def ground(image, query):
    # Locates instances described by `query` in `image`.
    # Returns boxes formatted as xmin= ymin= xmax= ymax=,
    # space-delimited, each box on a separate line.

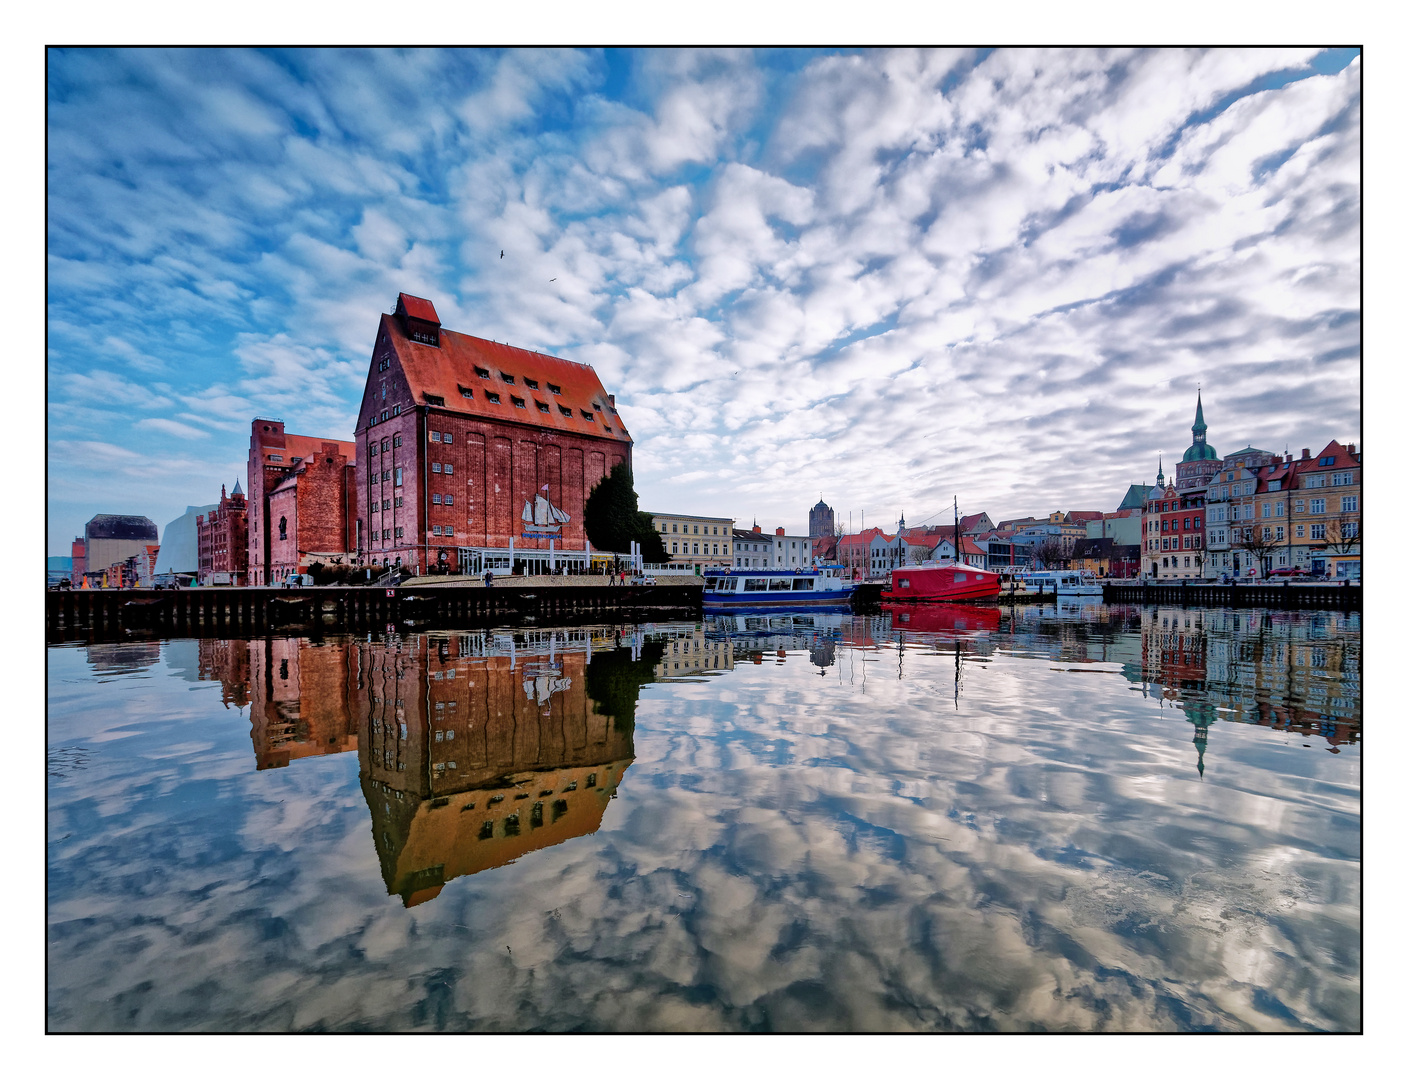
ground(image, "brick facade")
xmin=355 ymin=295 xmax=631 ymax=574
xmin=247 ymin=420 xmax=357 ymax=585
xmin=196 ymin=482 xmax=249 ymax=585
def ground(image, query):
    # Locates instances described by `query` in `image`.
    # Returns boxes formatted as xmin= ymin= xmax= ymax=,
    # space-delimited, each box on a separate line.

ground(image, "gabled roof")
xmin=958 ymin=513 xmax=989 ymax=531
xmin=397 ymin=293 xmax=440 ymax=324
xmin=1297 ymin=439 xmax=1360 ymax=471
xmin=377 ymin=312 xmax=631 ymax=444
xmin=1065 ymin=510 xmax=1104 ymax=522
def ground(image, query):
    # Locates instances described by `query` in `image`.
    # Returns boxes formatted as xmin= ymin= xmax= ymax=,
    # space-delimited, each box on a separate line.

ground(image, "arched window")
xmin=278 ymin=516 xmax=287 ymax=540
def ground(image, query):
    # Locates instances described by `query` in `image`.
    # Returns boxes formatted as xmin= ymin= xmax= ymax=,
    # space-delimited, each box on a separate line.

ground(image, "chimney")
xmin=1301 ymin=448 xmax=1310 ymax=460
xmin=776 ymin=527 xmax=785 ymax=536
xmin=1347 ymin=443 xmax=1356 ymax=455
xmin=608 ymin=394 xmax=615 ymax=407
xmin=1273 ymin=455 xmax=1282 ymax=465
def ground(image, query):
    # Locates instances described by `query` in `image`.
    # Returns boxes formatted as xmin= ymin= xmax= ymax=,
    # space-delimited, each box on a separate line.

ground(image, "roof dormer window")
xmin=501 ymin=373 xmax=515 ymax=384
xmin=458 ymin=385 xmax=473 ymax=398
xmin=536 ymin=400 xmax=550 ymax=413
xmin=511 ymin=396 xmax=526 ymax=409
xmin=474 ymin=366 xmax=490 ymax=379
xmin=547 ymin=382 xmax=561 ymax=395
xmin=486 ymin=392 xmax=501 ymax=404
xmin=524 ymin=378 xmax=539 ymax=390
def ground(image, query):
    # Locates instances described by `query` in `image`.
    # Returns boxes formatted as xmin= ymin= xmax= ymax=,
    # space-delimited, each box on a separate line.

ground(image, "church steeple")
xmin=1156 ymin=455 xmax=1164 ymax=488
xmin=1192 ymin=390 xmax=1207 ymax=437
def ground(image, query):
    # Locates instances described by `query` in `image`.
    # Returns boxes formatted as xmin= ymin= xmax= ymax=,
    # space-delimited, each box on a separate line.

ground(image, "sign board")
xmin=386 ymin=589 xmax=396 ymax=597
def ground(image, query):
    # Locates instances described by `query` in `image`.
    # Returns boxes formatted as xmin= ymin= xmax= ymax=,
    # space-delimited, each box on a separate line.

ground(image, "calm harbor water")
xmin=46 ymin=602 xmax=1360 ymax=1032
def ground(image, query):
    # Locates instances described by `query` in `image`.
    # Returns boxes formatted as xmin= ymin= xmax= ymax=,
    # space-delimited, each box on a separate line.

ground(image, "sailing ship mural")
xmin=522 ymin=484 xmax=571 ymax=538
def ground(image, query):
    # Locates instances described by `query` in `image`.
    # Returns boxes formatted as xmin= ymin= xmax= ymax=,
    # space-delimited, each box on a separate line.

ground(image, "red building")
xmin=246 ymin=420 xmax=357 ymax=586
xmin=355 ymin=294 xmax=632 ymax=575
xmin=196 ymin=481 xmax=250 ymax=585
xmin=1144 ymin=468 xmax=1205 ymax=578
xmin=70 ymin=537 xmax=85 ymax=582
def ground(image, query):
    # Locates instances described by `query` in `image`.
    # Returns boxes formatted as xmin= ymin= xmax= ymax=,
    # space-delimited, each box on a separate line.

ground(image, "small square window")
xmin=393 ymin=434 xmax=402 ymax=448
xmin=512 ymin=396 xmax=526 ymax=408
xmin=432 ymin=463 xmax=442 ymax=473
xmin=444 ymin=494 xmax=454 ymax=506
xmin=430 ymin=431 xmax=441 ymax=442
xmin=432 ymin=493 xmax=442 ymax=504
xmin=486 ymin=392 xmax=501 ymax=404
xmin=444 ymin=463 xmax=453 ymax=474
xmin=370 ymin=444 xmax=378 ymax=456
xmin=443 ymin=433 xmax=452 ymax=443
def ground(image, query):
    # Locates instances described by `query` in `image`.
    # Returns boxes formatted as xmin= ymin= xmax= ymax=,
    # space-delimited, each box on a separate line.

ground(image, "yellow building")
xmin=647 ymin=511 xmax=735 ymax=566
xmin=1288 ymin=440 xmax=1361 ymax=579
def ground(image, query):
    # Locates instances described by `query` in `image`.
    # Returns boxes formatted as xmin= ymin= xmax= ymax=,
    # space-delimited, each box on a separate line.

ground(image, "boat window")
xmin=897 ymin=578 xmax=910 ymax=589
xmin=794 ymin=579 xmax=814 ymax=590
xmin=705 ymin=578 xmax=718 ymax=589
xmin=954 ymin=573 xmax=967 ymax=582
xmin=744 ymin=578 xmax=769 ymax=592
xmin=768 ymin=578 xmax=793 ymax=590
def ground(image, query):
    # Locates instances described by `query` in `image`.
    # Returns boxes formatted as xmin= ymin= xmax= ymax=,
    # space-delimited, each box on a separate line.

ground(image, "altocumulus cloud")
xmin=46 ymin=47 xmax=1359 ymax=549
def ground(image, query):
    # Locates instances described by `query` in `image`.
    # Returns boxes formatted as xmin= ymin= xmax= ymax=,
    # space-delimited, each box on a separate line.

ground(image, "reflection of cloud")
xmin=46 ymin=614 xmax=1359 ymax=1031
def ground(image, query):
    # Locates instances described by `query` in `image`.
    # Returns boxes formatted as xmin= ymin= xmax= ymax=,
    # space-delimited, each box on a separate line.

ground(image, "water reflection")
xmin=47 ymin=605 xmax=1360 ymax=1031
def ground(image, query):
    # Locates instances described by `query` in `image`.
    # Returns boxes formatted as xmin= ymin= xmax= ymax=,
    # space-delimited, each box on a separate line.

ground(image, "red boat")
xmin=881 ymin=562 xmax=1003 ymax=602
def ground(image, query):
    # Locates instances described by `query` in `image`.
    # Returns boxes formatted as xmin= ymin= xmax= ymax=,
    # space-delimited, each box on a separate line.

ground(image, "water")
xmin=46 ymin=602 xmax=1361 ymax=1032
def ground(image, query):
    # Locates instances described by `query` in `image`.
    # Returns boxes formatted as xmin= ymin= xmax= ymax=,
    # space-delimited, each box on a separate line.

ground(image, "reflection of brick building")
xmin=196 ymin=481 xmax=249 ymax=585
xmin=358 ymin=630 xmax=641 ymax=906
xmin=197 ymin=639 xmax=250 ymax=709
xmin=354 ymin=294 xmax=632 ymax=576
xmin=246 ymin=419 xmax=357 ymax=586
xmin=248 ymin=639 xmax=360 ymax=770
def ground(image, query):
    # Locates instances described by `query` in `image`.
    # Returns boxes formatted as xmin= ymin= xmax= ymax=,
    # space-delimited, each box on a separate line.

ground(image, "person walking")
xmin=483 ymin=569 xmax=493 ymax=589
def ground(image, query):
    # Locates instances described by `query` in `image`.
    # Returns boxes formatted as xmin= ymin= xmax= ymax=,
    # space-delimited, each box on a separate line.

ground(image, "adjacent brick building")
xmin=246 ymin=420 xmax=357 ymax=585
xmin=196 ymin=480 xmax=249 ymax=585
xmin=355 ymin=294 xmax=632 ymax=575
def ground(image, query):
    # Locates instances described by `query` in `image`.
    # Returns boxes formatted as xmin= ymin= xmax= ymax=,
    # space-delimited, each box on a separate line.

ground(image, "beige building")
xmin=647 ymin=512 xmax=736 ymax=566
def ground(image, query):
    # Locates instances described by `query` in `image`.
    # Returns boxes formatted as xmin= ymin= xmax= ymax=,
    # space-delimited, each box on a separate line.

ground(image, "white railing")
xmin=641 ymin=563 xmax=698 ymax=577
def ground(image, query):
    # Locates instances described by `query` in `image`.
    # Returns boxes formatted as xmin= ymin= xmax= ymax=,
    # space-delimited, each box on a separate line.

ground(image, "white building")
xmin=732 ymin=525 xmax=813 ymax=568
xmin=648 ymin=512 xmax=735 ymax=567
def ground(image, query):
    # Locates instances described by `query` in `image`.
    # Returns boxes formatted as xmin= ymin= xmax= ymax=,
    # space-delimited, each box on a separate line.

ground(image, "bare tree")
xmin=1324 ymin=514 xmax=1361 ymax=555
xmin=1033 ymin=537 xmax=1064 ymax=569
xmin=1238 ymin=527 xmax=1281 ymax=578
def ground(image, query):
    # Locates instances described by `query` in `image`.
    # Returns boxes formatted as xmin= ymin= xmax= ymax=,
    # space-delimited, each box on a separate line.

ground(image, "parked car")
xmin=1268 ymin=567 xmax=1312 ymax=579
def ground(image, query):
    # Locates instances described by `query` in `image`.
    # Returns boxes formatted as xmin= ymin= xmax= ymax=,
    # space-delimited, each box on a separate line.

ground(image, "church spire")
xmin=1156 ymin=455 xmax=1164 ymax=487
xmin=1192 ymin=389 xmax=1207 ymax=436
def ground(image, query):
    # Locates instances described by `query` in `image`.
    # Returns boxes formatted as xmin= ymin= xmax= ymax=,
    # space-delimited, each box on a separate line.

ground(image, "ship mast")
xmin=954 ymin=496 xmax=959 ymax=565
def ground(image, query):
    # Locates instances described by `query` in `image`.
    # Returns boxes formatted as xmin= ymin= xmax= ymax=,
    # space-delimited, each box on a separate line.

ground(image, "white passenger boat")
xmin=703 ymin=566 xmax=857 ymax=608
xmin=1011 ymin=570 xmax=1103 ymax=596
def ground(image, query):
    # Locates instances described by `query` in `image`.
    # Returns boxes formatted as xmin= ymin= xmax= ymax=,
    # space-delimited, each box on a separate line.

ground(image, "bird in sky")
xmin=499 ymin=250 xmax=504 ymax=259
xmin=549 ymin=278 xmax=556 ymax=282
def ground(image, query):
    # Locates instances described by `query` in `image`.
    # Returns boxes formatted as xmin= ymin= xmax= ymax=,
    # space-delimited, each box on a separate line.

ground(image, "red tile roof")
xmin=1066 ymin=510 xmax=1103 ymax=522
xmin=398 ymin=293 xmax=440 ymax=325
xmin=381 ymin=313 xmax=631 ymax=443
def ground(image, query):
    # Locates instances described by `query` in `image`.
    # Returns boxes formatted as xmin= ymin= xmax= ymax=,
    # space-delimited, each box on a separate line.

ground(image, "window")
xmin=1162 ymin=538 xmax=1169 ymax=550
xmin=378 ymin=357 xmax=389 ymax=371
xmin=582 ymin=411 xmax=594 ymax=421
xmin=1310 ymin=498 xmax=1326 ymax=514
xmin=486 ymin=392 xmax=501 ymax=404
xmin=269 ymin=454 xmax=283 ymax=462
xmin=672 ymin=524 xmax=678 ymax=532
xmin=432 ymin=463 xmax=441 ymax=473
xmin=444 ymin=494 xmax=453 ymax=506
xmin=395 ymin=527 xmax=404 ymax=538
xmin=536 ymin=400 xmax=550 ymax=412
xmin=1341 ymin=495 xmax=1358 ymax=512
xmin=393 ymin=434 xmax=401 ymax=448
xmin=693 ymin=525 xmax=699 ymax=534
xmin=511 ymin=396 xmax=526 ymax=409
xmin=395 ymin=496 xmax=403 ymax=508
xmin=1303 ymin=475 xmax=1326 ymax=488
xmin=501 ymin=373 xmax=515 ymax=384
xmin=424 ymin=395 xmax=444 ymax=406
xmin=432 ymin=494 xmax=442 ymax=504
xmin=1183 ymin=518 xmax=1190 ymax=530
xmin=1295 ymin=499 xmax=1305 ymax=512
xmin=1310 ymin=523 xmax=1325 ymax=540
xmin=381 ymin=470 xmax=389 ymax=482
xmin=1343 ymin=522 xmax=1359 ymax=538
xmin=475 ymin=366 xmax=490 ymax=378
xmin=433 ymin=525 xmax=442 ymax=536
xmin=431 ymin=431 xmax=441 ymax=442
xmin=1318 ymin=456 xmax=1335 ymax=466
xmin=604 ymin=426 xmax=612 ymax=433
xmin=693 ymin=544 xmax=699 ymax=554
xmin=395 ymin=468 xmax=403 ymax=487
xmin=1194 ymin=517 xmax=1201 ymax=529
xmin=1332 ymin=472 xmax=1354 ymax=486
xmin=382 ymin=499 xmax=390 ymax=510
xmin=278 ymin=516 xmax=286 ymax=540
xmin=1275 ymin=501 xmax=1284 ymax=517
xmin=459 ymin=385 xmax=473 ymax=399
xmin=443 ymin=463 xmax=453 ymax=474
xmin=1276 ymin=526 xmax=1284 ymax=541
xmin=1262 ymin=527 xmax=1273 ymax=540
xmin=1296 ymin=525 xmax=1305 ymax=537
xmin=547 ymin=382 xmax=561 ymax=395
xmin=559 ymin=405 xmax=572 ymax=416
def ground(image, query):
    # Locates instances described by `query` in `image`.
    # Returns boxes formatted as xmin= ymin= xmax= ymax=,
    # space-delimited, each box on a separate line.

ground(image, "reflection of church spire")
xmin=1193 ymin=721 xmax=1208 ymax=778
xmin=1184 ymin=703 xmax=1216 ymax=779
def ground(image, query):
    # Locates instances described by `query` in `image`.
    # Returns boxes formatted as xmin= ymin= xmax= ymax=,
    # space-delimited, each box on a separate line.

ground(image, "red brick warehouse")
xmin=246 ymin=420 xmax=357 ymax=586
xmin=356 ymin=294 xmax=632 ymax=575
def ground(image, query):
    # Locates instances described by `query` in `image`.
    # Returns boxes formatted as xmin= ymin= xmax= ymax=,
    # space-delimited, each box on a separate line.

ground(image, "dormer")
xmin=395 ymin=293 xmax=441 ymax=347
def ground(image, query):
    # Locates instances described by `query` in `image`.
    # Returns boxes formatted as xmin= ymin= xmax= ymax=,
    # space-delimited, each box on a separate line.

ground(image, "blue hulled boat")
xmin=702 ymin=566 xmax=857 ymax=610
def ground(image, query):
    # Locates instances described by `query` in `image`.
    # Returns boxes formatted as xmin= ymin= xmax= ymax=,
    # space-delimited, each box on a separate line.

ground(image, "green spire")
xmin=1193 ymin=391 xmax=1206 ymax=436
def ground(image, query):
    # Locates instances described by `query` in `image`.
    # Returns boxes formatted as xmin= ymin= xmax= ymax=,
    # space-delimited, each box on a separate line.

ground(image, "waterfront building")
xmin=81 ymin=514 xmax=159 ymax=587
xmin=158 ymin=503 xmax=218 ymax=578
xmin=650 ymin=512 xmax=735 ymax=566
xmin=247 ymin=419 xmax=356 ymax=585
xmin=1288 ymin=440 xmax=1361 ymax=578
xmin=733 ymin=526 xmax=770 ymax=568
xmin=196 ymin=481 xmax=249 ymax=586
xmin=811 ymin=534 xmax=839 ymax=564
xmin=958 ymin=512 xmax=995 ymax=535
xmin=355 ymin=293 xmax=632 ymax=577
xmin=69 ymin=537 xmax=85 ymax=582
xmin=927 ymin=536 xmax=988 ymax=569
xmin=768 ymin=527 xmax=815 ymax=568
xmin=808 ymin=498 xmax=836 ymax=539
xmin=1086 ymin=508 xmax=1142 ymax=547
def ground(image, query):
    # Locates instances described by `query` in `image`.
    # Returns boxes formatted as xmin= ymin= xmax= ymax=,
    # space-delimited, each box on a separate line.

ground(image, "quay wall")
xmin=47 ymin=582 xmax=702 ymax=642
xmin=1101 ymin=580 xmax=1360 ymax=609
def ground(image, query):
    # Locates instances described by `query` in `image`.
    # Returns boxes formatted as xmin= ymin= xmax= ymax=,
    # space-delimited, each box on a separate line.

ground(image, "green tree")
xmin=584 ymin=462 xmax=669 ymax=562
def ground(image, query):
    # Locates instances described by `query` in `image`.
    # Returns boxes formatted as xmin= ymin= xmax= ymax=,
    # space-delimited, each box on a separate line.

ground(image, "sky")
xmin=45 ymin=47 xmax=1361 ymax=553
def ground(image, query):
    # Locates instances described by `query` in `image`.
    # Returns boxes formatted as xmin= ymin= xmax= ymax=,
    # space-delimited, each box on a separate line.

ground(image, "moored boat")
xmin=882 ymin=562 xmax=1002 ymax=602
xmin=703 ymin=566 xmax=856 ymax=609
